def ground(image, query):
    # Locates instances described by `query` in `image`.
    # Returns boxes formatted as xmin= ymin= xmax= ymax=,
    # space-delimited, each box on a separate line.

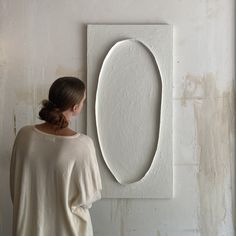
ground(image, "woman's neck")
xmin=35 ymin=123 xmax=77 ymax=136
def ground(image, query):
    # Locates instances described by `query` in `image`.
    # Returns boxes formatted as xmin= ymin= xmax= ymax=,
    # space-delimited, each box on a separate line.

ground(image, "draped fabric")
xmin=10 ymin=125 xmax=102 ymax=236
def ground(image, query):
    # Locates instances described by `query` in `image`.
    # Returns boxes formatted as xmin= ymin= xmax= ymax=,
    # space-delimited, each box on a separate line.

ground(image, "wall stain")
xmin=156 ymin=230 xmax=161 ymax=236
xmin=181 ymin=74 xmax=206 ymax=106
xmin=181 ymin=73 xmax=235 ymax=235
xmin=110 ymin=199 xmax=131 ymax=236
xmin=110 ymin=199 xmax=120 ymax=223
xmin=55 ymin=65 xmax=85 ymax=78
xmin=13 ymin=114 xmax=16 ymax=136
xmin=15 ymin=89 xmax=33 ymax=103
xmin=120 ymin=199 xmax=129 ymax=236
xmin=206 ymin=0 xmax=222 ymax=19
xmin=120 ymin=207 xmax=124 ymax=236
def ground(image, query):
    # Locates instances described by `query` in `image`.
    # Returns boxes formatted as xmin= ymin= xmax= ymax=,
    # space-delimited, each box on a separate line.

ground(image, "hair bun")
xmin=39 ymin=99 xmax=68 ymax=129
xmin=42 ymin=99 xmax=57 ymax=110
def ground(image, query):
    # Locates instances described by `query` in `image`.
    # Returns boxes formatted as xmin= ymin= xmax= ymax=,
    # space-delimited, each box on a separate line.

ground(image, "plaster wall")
xmin=0 ymin=0 xmax=235 ymax=235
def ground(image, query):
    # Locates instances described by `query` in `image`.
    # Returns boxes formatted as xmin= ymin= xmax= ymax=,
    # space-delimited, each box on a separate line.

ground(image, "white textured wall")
xmin=0 ymin=0 xmax=235 ymax=235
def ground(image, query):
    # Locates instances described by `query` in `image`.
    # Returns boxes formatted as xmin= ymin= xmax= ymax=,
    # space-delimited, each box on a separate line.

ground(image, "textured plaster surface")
xmin=96 ymin=39 xmax=161 ymax=185
xmin=87 ymin=25 xmax=173 ymax=198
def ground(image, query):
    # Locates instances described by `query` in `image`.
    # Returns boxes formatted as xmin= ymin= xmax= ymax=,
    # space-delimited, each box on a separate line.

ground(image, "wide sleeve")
xmin=69 ymin=138 xmax=102 ymax=210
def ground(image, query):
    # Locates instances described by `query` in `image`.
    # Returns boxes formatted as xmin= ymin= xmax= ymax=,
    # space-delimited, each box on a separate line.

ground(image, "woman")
xmin=10 ymin=77 xmax=102 ymax=236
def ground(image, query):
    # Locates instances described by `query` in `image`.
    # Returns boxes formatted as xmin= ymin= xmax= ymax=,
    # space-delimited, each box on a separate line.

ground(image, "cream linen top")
xmin=10 ymin=125 xmax=102 ymax=236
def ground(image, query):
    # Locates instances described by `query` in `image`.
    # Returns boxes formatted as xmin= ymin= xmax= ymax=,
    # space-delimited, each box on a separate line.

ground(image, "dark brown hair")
xmin=39 ymin=77 xmax=86 ymax=129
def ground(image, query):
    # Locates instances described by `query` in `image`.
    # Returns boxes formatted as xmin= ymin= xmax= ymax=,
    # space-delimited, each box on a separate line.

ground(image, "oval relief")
xmin=95 ymin=39 xmax=162 ymax=185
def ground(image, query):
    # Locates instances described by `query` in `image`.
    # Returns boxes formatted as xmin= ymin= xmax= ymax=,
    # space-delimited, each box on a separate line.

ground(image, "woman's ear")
xmin=72 ymin=104 xmax=79 ymax=113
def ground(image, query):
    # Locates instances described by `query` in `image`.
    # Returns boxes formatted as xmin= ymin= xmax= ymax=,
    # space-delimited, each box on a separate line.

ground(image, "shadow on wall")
xmin=0 ymin=161 xmax=13 ymax=235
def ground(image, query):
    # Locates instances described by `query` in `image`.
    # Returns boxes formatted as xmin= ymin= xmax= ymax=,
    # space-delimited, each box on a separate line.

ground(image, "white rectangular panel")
xmin=87 ymin=24 xmax=173 ymax=198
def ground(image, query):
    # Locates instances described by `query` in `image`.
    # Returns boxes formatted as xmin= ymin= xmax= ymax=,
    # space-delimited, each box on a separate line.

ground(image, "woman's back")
xmin=10 ymin=125 xmax=102 ymax=236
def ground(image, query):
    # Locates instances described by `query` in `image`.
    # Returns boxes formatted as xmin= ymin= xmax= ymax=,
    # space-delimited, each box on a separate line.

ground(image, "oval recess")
xmin=95 ymin=39 xmax=162 ymax=185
